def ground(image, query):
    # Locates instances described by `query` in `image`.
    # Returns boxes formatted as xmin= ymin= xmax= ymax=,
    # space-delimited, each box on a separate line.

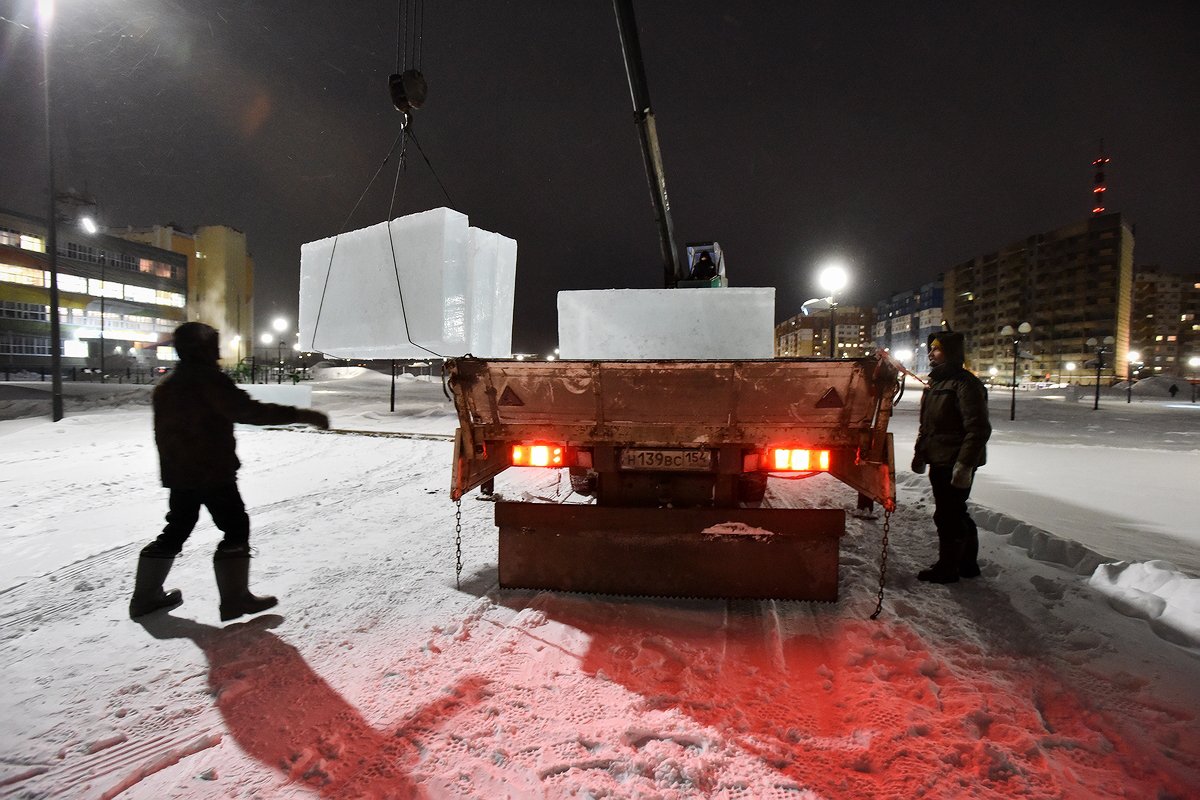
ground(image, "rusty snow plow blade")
xmin=496 ymin=503 xmax=845 ymax=601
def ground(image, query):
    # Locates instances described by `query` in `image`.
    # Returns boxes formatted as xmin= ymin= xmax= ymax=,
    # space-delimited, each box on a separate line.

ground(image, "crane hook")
xmin=389 ymin=69 xmax=428 ymax=113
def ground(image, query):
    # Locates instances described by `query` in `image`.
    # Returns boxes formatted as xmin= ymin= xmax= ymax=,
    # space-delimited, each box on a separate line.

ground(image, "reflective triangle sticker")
xmin=815 ymin=387 xmax=844 ymax=408
xmin=498 ymin=386 xmax=525 ymax=406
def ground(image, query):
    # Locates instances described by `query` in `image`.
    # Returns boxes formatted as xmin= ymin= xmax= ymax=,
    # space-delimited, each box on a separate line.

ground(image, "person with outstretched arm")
xmin=129 ymin=322 xmax=329 ymax=620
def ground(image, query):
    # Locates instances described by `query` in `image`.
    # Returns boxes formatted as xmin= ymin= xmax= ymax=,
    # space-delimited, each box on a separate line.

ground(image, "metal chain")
xmin=870 ymin=509 xmax=891 ymax=620
xmin=454 ymin=498 xmax=463 ymax=590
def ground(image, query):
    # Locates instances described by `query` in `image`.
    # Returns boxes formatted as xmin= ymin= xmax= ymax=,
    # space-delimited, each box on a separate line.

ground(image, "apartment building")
xmin=775 ymin=305 xmax=875 ymax=359
xmin=1130 ymin=267 xmax=1200 ymax=377
xmin=115 ymin=224 xmax=254 ymax=366
xmin=0 ymin=207 xmax=187 ymax=371
xmin=941 ymin=212 xmax=1134 ymax=384
xmin=873 ymin=280 xmax=944 ymax=374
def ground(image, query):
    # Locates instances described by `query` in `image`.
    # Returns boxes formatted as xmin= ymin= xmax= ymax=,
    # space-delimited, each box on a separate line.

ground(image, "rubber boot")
xmin=918 ymin=534 xmax=963 ymax=584
xmin=129 ymin=555 xmax=183 ymax=618
xmin=213 ymin=546 xmax=277 ymax=621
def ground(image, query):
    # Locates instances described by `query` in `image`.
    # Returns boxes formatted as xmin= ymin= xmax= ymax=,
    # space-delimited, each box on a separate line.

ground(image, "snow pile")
xmin=1089 ymin=561 xmax=1200 ymax=648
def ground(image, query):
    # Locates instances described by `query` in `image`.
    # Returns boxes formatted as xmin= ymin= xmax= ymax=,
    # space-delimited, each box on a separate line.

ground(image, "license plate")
xmin=619 ymin=448 xmax=713 ymax=471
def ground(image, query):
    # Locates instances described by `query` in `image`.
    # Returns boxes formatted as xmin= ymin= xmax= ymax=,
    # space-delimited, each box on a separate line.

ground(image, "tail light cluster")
xmin=509 ymin=443 xmax=827 ymax=473
xmin=510 ymin=444 xmax=593 ymax=469
xmin=765 ymin=447 xmax=831 ymax=472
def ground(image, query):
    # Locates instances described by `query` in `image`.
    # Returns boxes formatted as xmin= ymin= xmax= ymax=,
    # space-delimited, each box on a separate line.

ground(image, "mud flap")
xmin=829 ymin=433 xmax=896 ymax=511
xmin=452 ymin=430 xmax=508 ymax=500
xmin=495 ymin=502 xmax=845 ymax=601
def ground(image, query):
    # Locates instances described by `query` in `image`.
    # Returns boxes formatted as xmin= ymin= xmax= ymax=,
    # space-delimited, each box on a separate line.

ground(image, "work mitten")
xmin=951 ymin=463 xmax=973 ymax=489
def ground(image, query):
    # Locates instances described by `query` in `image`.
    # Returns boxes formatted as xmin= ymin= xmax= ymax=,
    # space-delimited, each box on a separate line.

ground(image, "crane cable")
xmin=310 ymin=0 xmax=450 ymax=360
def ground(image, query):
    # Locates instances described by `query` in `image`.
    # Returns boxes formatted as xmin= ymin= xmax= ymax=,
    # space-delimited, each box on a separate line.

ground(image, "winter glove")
xmin=951 ymin=463 xmax=973 ymax=490
xmin=911 ymin=455 xmax=926 ymax=474
xmin=295 ymin=409 xmax=330 ymax=429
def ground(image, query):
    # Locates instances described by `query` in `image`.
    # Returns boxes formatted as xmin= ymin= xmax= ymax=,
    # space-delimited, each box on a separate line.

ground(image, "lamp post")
xmin=260 ymin=332 xmax=273 ymax=383
xmin=1000 ymin=322 xmax=1031 ymax=421
xmin=39 ymin=0 xmax=63 ymax=419
xmin=1125 ymin=351 xmax=1141 ymax=404
xmin=1085 ymin=336 xmax=1115 ymax=411
xmin=1065 ymin=361 xmax=1076 ymax=385
xmin=272 ymin=318 xmax=288 ymax=384
xmin=77 ymin=216 xmax=107 ymax=383
xmin=818 ymin=263 xmax=847 ymax=358
xmin=1189 ymin=356 xmax=1200 ymax=403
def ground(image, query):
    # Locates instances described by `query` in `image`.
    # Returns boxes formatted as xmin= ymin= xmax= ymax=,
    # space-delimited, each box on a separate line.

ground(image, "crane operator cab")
xmin=678 ymin=242 xmax=729 ymax=288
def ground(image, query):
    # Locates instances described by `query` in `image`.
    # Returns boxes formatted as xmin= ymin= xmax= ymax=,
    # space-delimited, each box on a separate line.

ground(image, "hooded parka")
xmin=914 ymin=331 xmax=990 ymax=471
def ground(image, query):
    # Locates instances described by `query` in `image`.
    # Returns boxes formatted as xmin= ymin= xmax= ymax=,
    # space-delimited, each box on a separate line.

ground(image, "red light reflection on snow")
xmin=525 ymin=594 xmax=1196 ymax=799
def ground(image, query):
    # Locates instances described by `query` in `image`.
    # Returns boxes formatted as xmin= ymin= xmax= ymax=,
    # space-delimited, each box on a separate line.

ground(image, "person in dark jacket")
xmin=911 ymin=330 xmax=991 ymax=583
xmin=129 ymin=322 xmax=330 ymax=620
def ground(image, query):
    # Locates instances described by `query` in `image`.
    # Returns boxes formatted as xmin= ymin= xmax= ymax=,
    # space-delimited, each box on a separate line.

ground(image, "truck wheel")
xmin=738 ymin=473 xmax=767 ymax=507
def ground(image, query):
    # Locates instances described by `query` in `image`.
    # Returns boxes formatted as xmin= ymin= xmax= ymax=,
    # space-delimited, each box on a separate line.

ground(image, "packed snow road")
xmin=1 ymin=372 xmax=1197 ymax=798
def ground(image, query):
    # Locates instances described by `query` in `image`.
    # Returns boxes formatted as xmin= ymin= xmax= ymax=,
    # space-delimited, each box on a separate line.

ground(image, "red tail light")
xmin=511 ymin=444 xmax=565 ymax=467
xmin=767 ymin=448 xmax=830 ymax=471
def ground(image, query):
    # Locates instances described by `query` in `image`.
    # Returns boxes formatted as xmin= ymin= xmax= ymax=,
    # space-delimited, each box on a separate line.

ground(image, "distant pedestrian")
xmin=911 ymin=330 xmax=992 ymax=583
xmin=1169 ymin=383 xmax=1179 ymax=398
xmin=129 ymin=322 xmax=330 ymax=620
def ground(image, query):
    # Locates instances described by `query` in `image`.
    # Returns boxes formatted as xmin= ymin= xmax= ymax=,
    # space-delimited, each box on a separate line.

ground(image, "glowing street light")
xmin=1065 ymin=361 xmax=1076 ymax=384
xmin=1125 ymin=350 xmax=1142 ymax=404
xmin=806 ymin=261 xmax=849 ymax=358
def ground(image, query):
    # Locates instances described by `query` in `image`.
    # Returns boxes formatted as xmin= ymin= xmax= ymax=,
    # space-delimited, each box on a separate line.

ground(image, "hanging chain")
xmin=454 ymin=498 xmax=463 ymax=590
xmin=870 ymin=508 xmax=892 ymax=620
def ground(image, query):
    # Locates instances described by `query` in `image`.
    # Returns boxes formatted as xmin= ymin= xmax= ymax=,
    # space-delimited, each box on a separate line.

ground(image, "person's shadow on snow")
xmin=135 ymin=613 xmax=457 ymax=799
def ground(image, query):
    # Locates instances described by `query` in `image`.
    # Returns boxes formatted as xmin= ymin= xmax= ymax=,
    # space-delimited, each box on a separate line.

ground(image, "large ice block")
xmin=466 ymin=228 xmax=518 ymax=358
xmin=299 ymin=208 xmax=516 ymax=359
xmin=557 ymin=288 xmax=776 ymax=360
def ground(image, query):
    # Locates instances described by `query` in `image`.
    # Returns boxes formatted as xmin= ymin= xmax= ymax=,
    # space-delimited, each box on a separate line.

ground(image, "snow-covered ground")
xmin=1 ymin=370 xmax=1198 ymax=799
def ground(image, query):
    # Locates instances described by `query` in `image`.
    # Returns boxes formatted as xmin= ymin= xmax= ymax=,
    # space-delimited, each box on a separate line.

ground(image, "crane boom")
xmin=612 ymin=0 xmax=683 ymax=288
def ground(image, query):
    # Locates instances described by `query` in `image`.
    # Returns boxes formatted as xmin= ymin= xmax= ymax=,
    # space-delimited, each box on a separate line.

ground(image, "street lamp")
xmin=76 ymin=216 xmax=108 ymax=383
xmin=803 ymin=262 xmax=848 ymax=358
xmin=1085 ymin=336 xmax=1115 ymax=410
xmin=819 ymin=263 xmax=847 ymax=358
xmin=260 ymin=332 xmax=273 ymax=383
xmin=1125 ymin=350 xmax=1142 ymax=404
xmin=39 ymin=0 xmax=63 ymax=419
xmin=272 ymin=318 xmax=288 ymax=384
xmin=1000 ymin=322 xmax=1031 ymax=421
xmin=1189 ymin=356 xmax=1200 ymax=403
xmin=1065 ymin=362 xmax=1076 ymax=384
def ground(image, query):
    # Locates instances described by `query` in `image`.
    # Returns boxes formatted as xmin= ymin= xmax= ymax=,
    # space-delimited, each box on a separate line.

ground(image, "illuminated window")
xmin=57 ymin=274 xmax=87 ymax=294
xmin=0 ymin=264 xmax=46 ymax=287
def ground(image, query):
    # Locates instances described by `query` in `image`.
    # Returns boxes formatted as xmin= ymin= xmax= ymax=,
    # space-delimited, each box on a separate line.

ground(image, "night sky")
xmin=2 ymin=1 xmax=1197 ymax=356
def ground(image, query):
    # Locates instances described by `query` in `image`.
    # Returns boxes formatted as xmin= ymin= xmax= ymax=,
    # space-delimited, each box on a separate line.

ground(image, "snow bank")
xmin=1089 ymin=561 xmax=1200 ymax=649
xmin=966 ymin=500 xmax=1200 ymax=651
xmin=310 ymin=365 xmax=393 ymax=383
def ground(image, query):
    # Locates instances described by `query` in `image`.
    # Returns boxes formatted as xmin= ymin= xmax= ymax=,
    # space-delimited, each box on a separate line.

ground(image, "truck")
xmin=443 ymin=0 xmax=903 ymax=602
xmin=447 ymin=354 xmax=900 ymax=601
